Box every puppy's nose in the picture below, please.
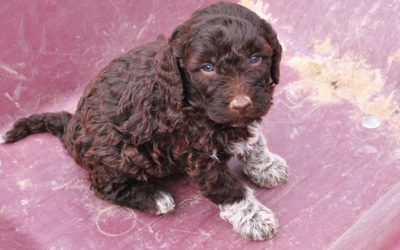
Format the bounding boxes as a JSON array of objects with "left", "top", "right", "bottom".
[{"left": 230, "top": 95, "right": 252, "bottom": 112}]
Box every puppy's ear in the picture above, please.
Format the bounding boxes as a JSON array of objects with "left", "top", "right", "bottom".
[
  {"left": 153, "top": 46, "right": 184, "bottom": 130},
  {"left": 169, "top": 25, "right": 187, "bottom": 60},
  {"left": 261, "top": 20, "right": 282, "bottom": 85}
]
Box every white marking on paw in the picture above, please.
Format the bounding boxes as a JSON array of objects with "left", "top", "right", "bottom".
[
  {"left": 229, "top": 122, "right": 289, "bottom": 188},
  {"left": 0, "top": 135, "right": 5, "bottom": 144},
  {"left": 219, "top": 188, "right": 278, "bottom": 241},
  {"left": 228, "top": 122, "right": 261, "bottom": 157},
  {"left": 244, "top": 153, "right": 289, "bottom": 188},
  {"left": 155, "top": 191, "right": 175, "bottom": 215}
]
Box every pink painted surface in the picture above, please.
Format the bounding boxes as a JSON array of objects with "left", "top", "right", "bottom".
[{"left": 1, "top": 0, "right": 399, "bottom": 249}]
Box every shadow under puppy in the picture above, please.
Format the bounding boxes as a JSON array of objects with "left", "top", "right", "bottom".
[{"left": 2, "top": 2, "right": 289, "bottom": 241}]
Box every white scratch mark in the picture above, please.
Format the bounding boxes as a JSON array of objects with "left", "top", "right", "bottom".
[
  {"left": 17, "top": 17, "right": 29, "bottom": 53},
  {"left": 0, "top": 64, "right": 27, "bottom": 80},
  {"left": 13, "top": 82, "right": 27, "bottom": 100},
  {"left": 136, "top": 14, "right": 155, "bottom": 39},
  {"left": 38, "top": 26, "right": 47, "bottom": 55},
  {"left": 94, "top": 206, "right": 137, "bottom": 237},
  {"left": 4, "top": 92, "right": 21, "bottom": 109},
  {"left": 51, "top": 178, "right": 86, "bottom": 191}
]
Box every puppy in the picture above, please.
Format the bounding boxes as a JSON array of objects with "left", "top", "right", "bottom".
[{"left": 2, "top": 2, "right": 288, "bottom": 240}]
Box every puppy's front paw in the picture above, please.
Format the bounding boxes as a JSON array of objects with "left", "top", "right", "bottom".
[
  {"left": 244, "top": 153, "right": 289, "bottom": 188},
  {"left": 154, "top": 191, "right": 175, "bottom": 215},
  {"left": 219, "top": 188, "right": 278, "bottom": 240}
]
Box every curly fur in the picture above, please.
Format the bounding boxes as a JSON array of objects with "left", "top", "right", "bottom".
[
  {"left": 229, "top": 122, "right": 289, "bottom": 188},
  {"left": 2, "top": 2, "right": 286, "bottom": 240},
  {"left": 219, "top": 187, "right": 278, "bottom": 240}
]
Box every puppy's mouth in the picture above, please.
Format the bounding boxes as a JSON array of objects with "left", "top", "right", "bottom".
[
  {"left": 230, "top": 122, "right": 251, "bottom": 128},
  {"left": 206, "top": 100, "right": 268, "bottom": 128},
  {"left": 207, "top": 112, "right": 255, "bottom": 128},
  {"left": 229, "top": 117, "right": 255, "bottom": 128}
]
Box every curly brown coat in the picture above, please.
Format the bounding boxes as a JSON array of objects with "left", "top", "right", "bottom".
[{"left": 4, "top": 2, "right": 282, "bottom": 215}]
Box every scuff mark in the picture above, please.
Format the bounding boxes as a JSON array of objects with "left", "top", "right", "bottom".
[
  {"left": 4, "top": 92, "right": 21, "bottom": 109},
  {"left": 17, "top": 17, "right": 29, "bottom": 53},
  {"left": 0, "top": 206, "right": 6, "bottom": 214},
  {"left": 136, "top": 14, "right": 155, "bottom": 39},
  {"left": 17, "top": 179, "right": 33, "bottom": 191},
  {"left": 13, "top": 82, "right": 27, "bottom": 100},
  {"left": 176, "top": 192, "right": 203, "bottom": 211},
  {"left": 360, "top": 1, "right": 381, "bottom": 27},
  {"left": 38, "top": 26, "right": 47, "bottom": 55},
  {"left": 20, "top": 199, "right": 30, "bottom": 216},
  {"left": 0, "top": 64, "right": 28, "bottom": 81},
  {"left": 94, "top": 206, "right": 137, "bottom": 237},
  {"left": 51, "top": 178, "right": 86, "bottom": 191}
]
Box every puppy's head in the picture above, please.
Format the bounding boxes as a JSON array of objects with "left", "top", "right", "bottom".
[{"left": 170, "top": 2, "right": 282, "bottom": 127}]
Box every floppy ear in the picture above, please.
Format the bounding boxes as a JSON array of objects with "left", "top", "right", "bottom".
[
  {"left": 169, "top": 25, "right": 185, "bottom": 58},
  {"left": 261, "top": 20, "right": 282, "bottom": 85},
  {"left": 153, "top": 46, "right": 184, "bottom": 130},
  {"left": 169, "top": 23, "right": 194, "bottom": 63}
]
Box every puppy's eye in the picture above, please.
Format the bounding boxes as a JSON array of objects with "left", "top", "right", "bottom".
[
  {"left": 201, "top": 64, "right": 215, "bottom": 73},
  {"left": 250, "top": 55, "right": 261, "bottom": 64}
]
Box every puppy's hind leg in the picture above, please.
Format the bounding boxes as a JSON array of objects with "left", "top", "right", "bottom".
[{"left": 90, "top": 166, "right": 175, "bottom": 215}]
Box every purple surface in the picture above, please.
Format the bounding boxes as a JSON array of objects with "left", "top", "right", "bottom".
[{"left": 1, "top": 0, "right": 400, "bottom": 249}]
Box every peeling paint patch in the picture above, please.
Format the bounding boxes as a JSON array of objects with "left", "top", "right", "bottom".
[
  {"left": 314, "top": 38, "right": 335, "bottom": 55},
  {"left": 239, "top": 0, "right": 277, "bottom": 23},
  {"left": 387, "top": 49, "right": 400, "bottom": 69},
  {"left": 286, "top": 39, "right": 400, "bottom": 144},
  {"left": 286, "top": 39, "right": 399, "bottom": 123}
]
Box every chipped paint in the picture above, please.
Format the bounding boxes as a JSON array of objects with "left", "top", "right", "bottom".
[
  {"left": 239, "top": 0, "right": 277, "bottom": 23},
  {"left": 314, "top": 38, "right": 335, "bottom": 55},
  {"left": 286, "top": 39, "right": 399, "bottom": 124},
  {"left": 387, "top": 49, "right": 400, "bottom": 69}
]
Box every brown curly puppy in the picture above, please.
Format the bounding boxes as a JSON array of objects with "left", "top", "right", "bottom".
[{"left": 2, "top": 2, "right": 289, "bottom": 240}]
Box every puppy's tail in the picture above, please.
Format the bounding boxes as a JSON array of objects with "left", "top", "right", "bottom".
[{"left": 1, "top": 111, "right": 72, "bottom": 143}]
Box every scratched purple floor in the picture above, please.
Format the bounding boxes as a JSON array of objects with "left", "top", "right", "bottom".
[{"left": 1, "top": 1, "right": 399, "bottom": 249}]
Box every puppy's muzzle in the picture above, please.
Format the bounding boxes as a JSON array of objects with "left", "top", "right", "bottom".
[{"left": 229, "top": 95, "right": 252, "bottom": 113}]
